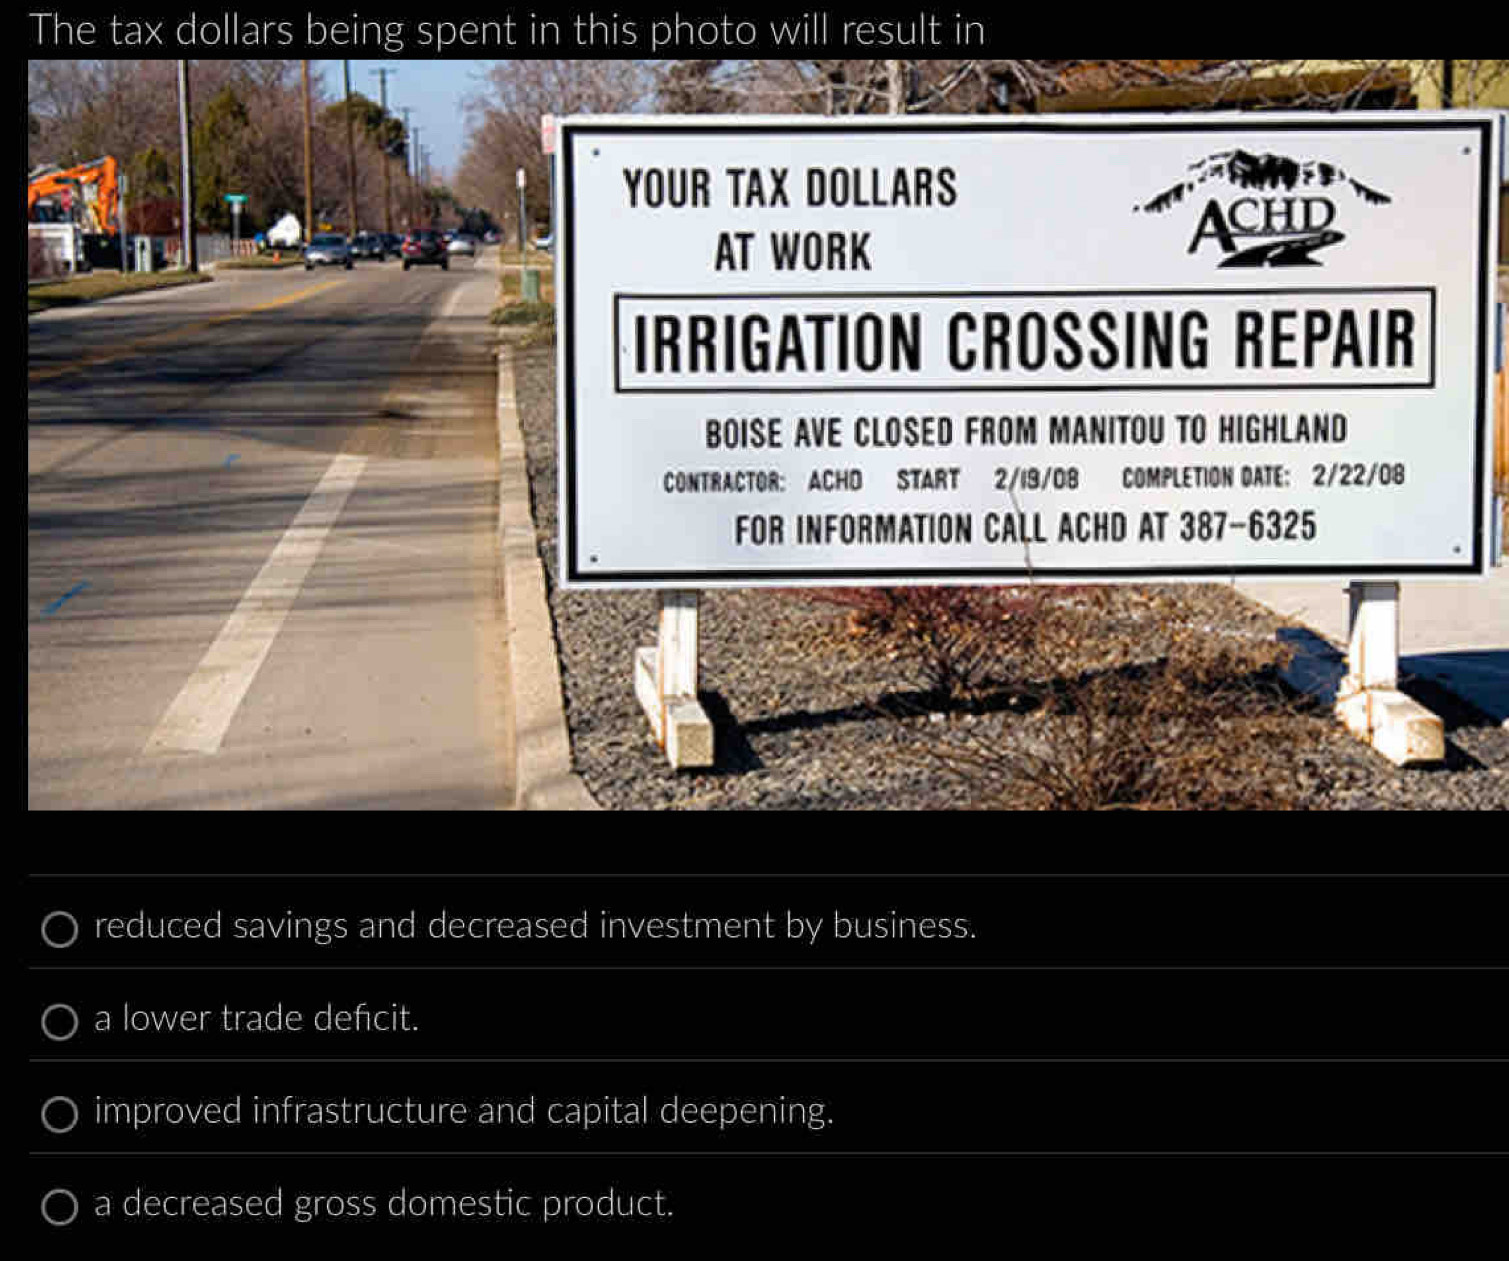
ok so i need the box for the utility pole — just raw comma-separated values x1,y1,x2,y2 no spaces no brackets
176,60,197,272
371,67,397,233
343,60,358,236
410,124,422,226
302,60,313,245
398,107,413,228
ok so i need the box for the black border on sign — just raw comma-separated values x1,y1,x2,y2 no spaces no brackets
611,287,1439,394
559,116,1496,587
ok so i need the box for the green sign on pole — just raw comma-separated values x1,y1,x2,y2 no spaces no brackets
225,194,247,256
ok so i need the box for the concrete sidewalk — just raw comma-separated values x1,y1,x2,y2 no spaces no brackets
1238,567,1509,726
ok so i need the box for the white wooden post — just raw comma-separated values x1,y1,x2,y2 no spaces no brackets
1345,581,1400,690
635,590,714,769
657,590,699,700
1335,580,1444,765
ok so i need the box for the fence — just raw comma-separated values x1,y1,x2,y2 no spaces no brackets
30,229,273,279
160,233,240,267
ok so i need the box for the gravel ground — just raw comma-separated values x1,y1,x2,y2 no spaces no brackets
510,339,1508,812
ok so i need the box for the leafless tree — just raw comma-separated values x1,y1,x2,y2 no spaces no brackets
27,59,347,232
454,60,655,229
648,58,1508,117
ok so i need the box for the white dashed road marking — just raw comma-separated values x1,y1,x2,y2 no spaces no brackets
144,453,368,755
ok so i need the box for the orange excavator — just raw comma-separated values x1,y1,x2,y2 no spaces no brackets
28,156,122,234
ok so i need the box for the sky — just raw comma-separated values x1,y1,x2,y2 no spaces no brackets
316,60,496,183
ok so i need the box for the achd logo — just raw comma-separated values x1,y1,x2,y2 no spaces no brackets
1134,149,1392,268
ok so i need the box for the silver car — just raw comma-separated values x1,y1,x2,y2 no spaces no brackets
304,234,354,270
446,233,477,258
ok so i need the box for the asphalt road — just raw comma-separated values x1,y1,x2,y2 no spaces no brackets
28,252,515,809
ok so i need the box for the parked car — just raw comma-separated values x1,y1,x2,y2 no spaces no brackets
401,228,447,271
534,234,553,254
382,233,404,257
446,233,477,258
304,233,353,270
350,232,388,260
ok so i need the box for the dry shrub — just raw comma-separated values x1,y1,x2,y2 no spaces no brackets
930,631,1322,811
790,585,1077,701
781,583,1328,809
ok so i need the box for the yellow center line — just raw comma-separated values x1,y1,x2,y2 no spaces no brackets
27,278,348,384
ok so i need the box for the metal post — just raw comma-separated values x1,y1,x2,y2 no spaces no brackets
176,60,197,272
517,166,527,268
541,114,556,243
118,170,129,272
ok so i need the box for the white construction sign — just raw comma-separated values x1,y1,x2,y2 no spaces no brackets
557,114,1502,587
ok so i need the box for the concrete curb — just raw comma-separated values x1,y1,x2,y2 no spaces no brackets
495,335,602,811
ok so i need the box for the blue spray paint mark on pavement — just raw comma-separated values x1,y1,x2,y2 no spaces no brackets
42,582,89,616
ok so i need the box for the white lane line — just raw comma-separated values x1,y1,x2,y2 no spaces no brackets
144,453,368,755
439,281,471,320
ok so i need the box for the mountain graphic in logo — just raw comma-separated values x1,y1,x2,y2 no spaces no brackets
1134,149,1392,268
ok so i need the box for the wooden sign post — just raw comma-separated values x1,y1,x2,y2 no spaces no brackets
1335,581,1444,765
635,591,714,769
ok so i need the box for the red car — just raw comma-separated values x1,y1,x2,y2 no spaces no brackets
401,228,448,271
